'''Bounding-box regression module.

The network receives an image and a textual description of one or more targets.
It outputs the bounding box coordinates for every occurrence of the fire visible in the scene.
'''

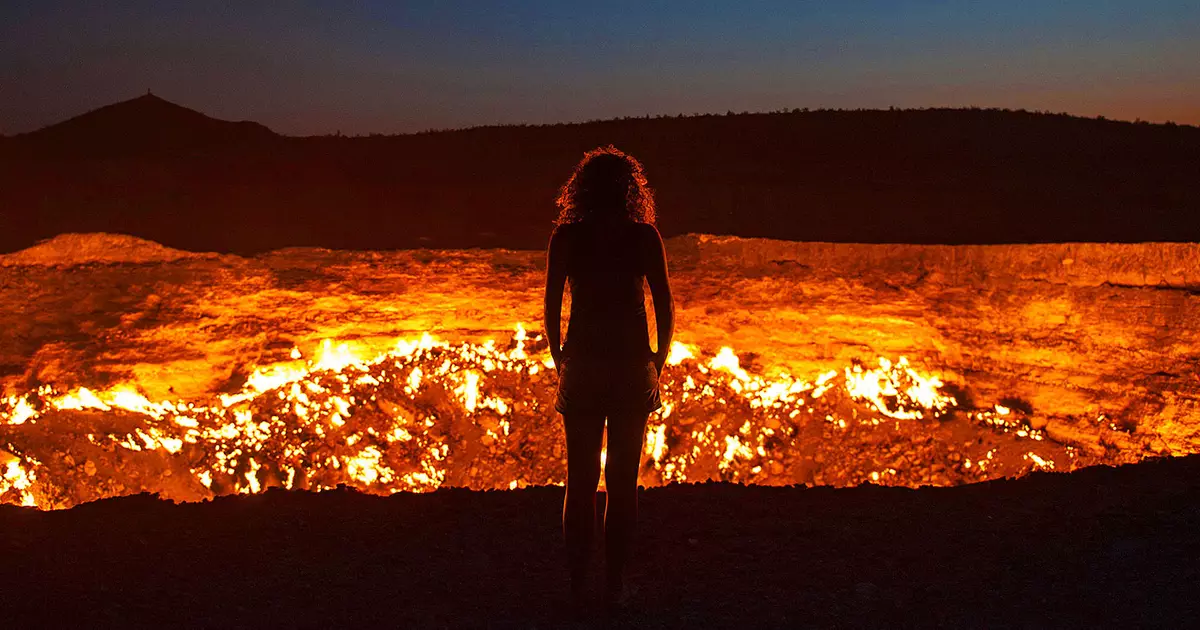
[0,323,1093,510]
[1024,451,1055,471]
[1,454,38,507]
[843,357,954,420]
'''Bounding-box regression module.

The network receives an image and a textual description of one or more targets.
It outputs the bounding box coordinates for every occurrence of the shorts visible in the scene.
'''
[554,357,662,416]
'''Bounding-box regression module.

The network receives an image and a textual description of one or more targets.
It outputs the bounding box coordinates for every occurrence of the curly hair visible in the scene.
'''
[554,145,656,225]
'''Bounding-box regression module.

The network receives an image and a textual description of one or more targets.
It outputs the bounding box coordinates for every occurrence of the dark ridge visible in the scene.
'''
[1,100,1198,253]
[2,455,1198,627]
[9,93,278,157]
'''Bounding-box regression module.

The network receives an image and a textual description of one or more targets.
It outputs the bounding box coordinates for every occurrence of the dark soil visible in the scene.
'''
[3,456,1199,628]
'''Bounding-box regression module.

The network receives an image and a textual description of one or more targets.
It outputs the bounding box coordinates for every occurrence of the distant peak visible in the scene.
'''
[113,92,190,111]
[14,93,278,155]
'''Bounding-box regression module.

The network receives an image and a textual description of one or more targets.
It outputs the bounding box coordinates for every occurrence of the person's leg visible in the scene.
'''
[602,408,650,603]
[562,411,606,601]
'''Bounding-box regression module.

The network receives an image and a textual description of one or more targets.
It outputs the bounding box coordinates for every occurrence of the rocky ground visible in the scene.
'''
[1,454,1197,628]
[3,233,1200,507]
[5,233,1199,443]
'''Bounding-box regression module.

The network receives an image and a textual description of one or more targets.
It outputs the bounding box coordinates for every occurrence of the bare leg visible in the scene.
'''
[603,409,650,605]
[562,411,605,603]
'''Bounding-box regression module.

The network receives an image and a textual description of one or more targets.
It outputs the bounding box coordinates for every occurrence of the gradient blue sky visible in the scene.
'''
[2,1,1197,135]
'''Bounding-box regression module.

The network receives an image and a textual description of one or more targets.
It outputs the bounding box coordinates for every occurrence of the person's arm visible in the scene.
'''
[544,227,569,370]
[642,225,674,374]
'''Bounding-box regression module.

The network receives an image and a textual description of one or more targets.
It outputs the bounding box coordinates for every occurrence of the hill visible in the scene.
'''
[7,93,277,157]
[1,99,1198,253]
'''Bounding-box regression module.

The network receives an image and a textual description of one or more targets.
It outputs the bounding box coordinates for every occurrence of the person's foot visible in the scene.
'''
[566,573,591,619]
[603,578,634,615]
[556,586,588,623]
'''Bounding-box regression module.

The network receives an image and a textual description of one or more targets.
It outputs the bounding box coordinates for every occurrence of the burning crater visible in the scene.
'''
[3,233,1198,509]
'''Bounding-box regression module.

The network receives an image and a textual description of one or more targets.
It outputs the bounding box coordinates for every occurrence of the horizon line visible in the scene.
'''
[8,94,1198,139]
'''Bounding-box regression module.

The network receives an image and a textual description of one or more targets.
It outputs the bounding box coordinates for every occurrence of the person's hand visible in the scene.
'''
[551,348,565,373]
[652,351,667,376]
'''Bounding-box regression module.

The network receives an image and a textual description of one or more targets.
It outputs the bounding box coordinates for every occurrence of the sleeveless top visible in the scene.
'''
[559,220,653,364]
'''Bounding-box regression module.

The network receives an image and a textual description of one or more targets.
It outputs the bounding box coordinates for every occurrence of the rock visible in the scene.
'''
[84,460,97,476]
[0,233,214,266]
[854,582,879,600]
[4,236,1197,505]
[1045,420,1106,454]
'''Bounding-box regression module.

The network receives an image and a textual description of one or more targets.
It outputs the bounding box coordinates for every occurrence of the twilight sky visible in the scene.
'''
[2,1,1197,135]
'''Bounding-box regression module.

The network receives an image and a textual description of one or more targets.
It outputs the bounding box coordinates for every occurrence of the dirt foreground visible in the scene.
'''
[2,454,1197,628]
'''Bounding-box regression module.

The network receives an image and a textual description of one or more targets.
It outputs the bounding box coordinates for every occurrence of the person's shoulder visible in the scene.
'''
[634,222,663,247]
[631,221,659,237]
[550,222,578,244]
[555,221,588,234]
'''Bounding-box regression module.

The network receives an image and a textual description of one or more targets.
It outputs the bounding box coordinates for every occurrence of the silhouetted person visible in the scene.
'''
[544,145,674,611]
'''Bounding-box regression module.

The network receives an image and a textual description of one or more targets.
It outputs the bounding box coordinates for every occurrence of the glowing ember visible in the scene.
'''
[0,323,1099,510]
[1,454,38,507]
[4,233,1198,509]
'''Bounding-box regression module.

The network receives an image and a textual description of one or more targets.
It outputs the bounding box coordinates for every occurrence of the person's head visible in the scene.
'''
[555,145,656,225]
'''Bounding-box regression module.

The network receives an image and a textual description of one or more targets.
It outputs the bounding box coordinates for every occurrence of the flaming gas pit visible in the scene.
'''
[2,233,1198,509]
[0,327,1082,508]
